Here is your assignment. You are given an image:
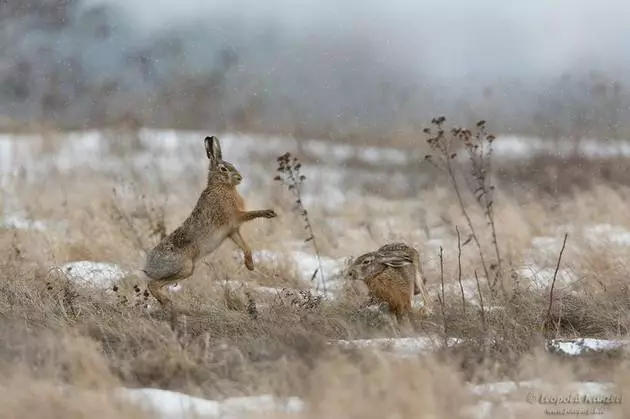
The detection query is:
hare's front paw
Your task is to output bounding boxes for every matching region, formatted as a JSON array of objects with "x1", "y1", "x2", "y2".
[{"x1": 262, "y1": 209, "x2": 277, "y2": 219}]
